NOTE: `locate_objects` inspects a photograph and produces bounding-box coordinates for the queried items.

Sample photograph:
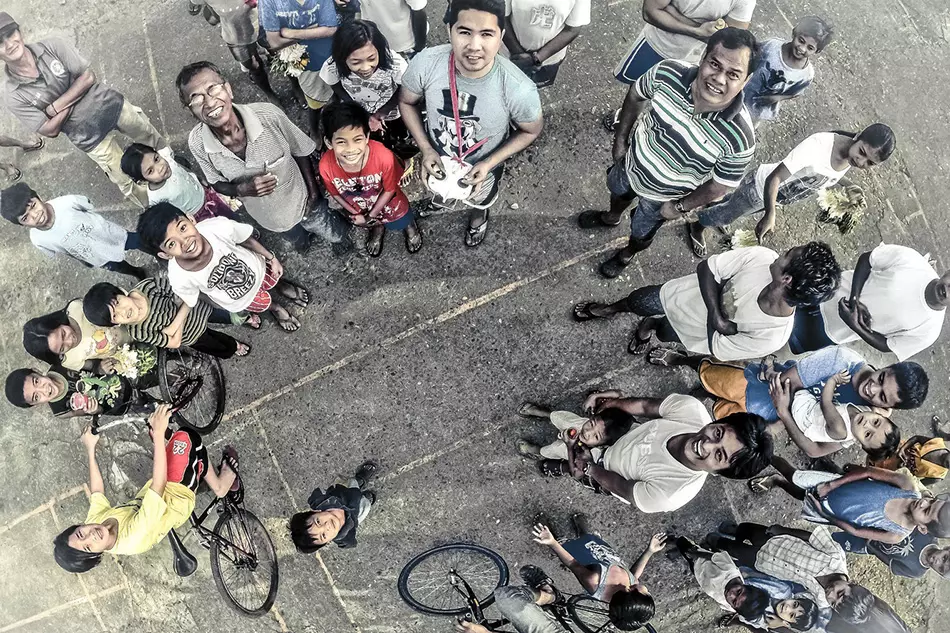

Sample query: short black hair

[83,282,124,327]
[137,202,187,256]
[787,597,819,631]
[176,60,224,106]
[736,584,769,621]
[793,16,835,51]
[120,143,158,183]
[783,241,842,307]
[289,511,326,553]
[23,308,71,366]
[862,418,901,463]
[926,499,950,538]
[715,413,774,479]
[5,368,33,409]
[331,20,393,80]
[322,101,371,141]
[608,588,655,630]
[53,525,102,573]
[0,182,38,224]
[836,584,874,624]
[447,0,505,31]
[598,408,636,445]
[889,361,928,409]
[704,27,758,76]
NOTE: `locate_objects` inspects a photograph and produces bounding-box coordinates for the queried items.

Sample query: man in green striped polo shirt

[579,27,757,278]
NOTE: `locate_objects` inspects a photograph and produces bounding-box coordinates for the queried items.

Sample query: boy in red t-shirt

[319,102,421,256]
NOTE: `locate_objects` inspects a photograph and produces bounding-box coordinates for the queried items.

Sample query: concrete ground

[1,0,949,631]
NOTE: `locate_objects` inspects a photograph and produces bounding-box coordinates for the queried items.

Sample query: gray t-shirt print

[401,45,542,164]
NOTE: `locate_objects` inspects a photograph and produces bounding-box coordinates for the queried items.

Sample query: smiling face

[159,215,204,261]
[23,371,64,405]
[306,510,345,545]
[849,411,893,451]
[346,42,380,79]
[327,125,370,168]
[0,28,26,64]
[854,368,902,408]
[680,422,745,473]
[909,497,946,531]
[67,524,114,554]
[450,9,503,77]
[47,323,80,357]
[789,33,820,63]
[181,68,234,127]
[109,293,147,325]
[694,43,752,111]
[139,151,171,184]
[578,416,608,446]
[775,599,807,625]
[18,196,53,229]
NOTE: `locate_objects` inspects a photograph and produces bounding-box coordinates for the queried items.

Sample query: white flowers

[271,44,310,78]
[112,344,158,380]
[730,229,757,249]
[816,185,867,234]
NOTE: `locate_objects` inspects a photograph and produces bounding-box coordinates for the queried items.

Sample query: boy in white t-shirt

[791,243,950,361]
[0,182,146,280]
[567,392,772,513]
[502,0,591,87]
[137,203,309,333]
[573,243,841,363]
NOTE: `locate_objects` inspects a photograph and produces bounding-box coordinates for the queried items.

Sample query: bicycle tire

[209,508,279,617]
[567,594,657,633]
[158,347,225,435]
[398,543,509,616]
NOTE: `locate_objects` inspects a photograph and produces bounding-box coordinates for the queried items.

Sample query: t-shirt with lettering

[819,243,944,361]
[743,38,814,122]
[258,0,339,69]
[641,0,756,62]
[601,394,711,513]
[319,52,408,120]
[753,132,850,205]
[319,140,410,223]
[505,0,591,66]
[29,195,129,267]
[401,44,542,164]
[167,217,266,312]
[84,482,196,556]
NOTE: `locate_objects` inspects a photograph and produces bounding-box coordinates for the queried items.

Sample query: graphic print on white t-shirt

[753,133,849,204]
[207,252,256,300]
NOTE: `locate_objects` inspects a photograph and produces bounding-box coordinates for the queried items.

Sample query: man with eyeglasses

[0,12,168,208]
[177,61,350,253]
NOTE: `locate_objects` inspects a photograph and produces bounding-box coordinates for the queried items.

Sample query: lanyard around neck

[448,52,487,161]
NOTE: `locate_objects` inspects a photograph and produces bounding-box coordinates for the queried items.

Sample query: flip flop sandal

[687,225,708,258]
[601,108,621,133]
[405,228,423,254]
[747,475,773,494]
[464,211,490,248]
[273,310,301,332]
[234,341,252,357]
[717,613,739,628]
[220,446,242,492]
[577,209,622,229]
[648,347,686,366]
[538,459,567,478]
[354,460,380,488]
[572,302,606,322]
[241,313,262,330]
[627,330,653,355]
[9,168,22,182]
[599,253,631,279]
[517,402,540,418]
[279,281,310,308]
[24,138,44,152]
[366,229,385,257]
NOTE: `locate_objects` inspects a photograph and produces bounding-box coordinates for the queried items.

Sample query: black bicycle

[398,543,657,633]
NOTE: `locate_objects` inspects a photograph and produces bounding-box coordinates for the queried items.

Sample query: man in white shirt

[790,243,950,361]
[573,242,841,362]
[569,393,772,512]
[676,537,770,621]
[360,0,429,56]
[502,0,591,87]
[603,0,755,130]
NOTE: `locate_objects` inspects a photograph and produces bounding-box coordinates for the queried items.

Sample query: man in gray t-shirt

[399,0,543,247]
[0,12,167,208]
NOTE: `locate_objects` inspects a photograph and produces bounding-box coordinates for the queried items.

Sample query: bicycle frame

[188,494,260,565]
[450,571,512,632]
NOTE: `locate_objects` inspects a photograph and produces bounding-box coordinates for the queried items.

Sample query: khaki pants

[698,359,748,419]
[85,100,167,208]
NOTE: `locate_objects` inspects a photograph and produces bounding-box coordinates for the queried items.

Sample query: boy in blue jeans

[0,182,146,280]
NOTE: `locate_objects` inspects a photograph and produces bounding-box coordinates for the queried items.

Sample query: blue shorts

[614,36,665,84]
[385,209,414,231]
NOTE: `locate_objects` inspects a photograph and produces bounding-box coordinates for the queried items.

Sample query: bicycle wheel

[209,507,279,617]
[158,347,225,434]
[567,594,657,633]
[398,543,509,616]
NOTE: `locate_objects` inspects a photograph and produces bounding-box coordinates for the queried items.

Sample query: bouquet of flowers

[816,184,867,234]
[74,373,125,410]
[111,344,158,380]
[270,43,309,78]
[730,228,758,249]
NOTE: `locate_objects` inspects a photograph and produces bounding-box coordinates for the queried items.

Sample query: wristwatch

[583,462,593,477]
[674,200,687,214]
[530,51,542,67]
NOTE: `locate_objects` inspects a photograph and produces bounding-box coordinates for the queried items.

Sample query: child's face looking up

[328,125,370,168]
[140,151,171,184]
[159,215,204,260]
[306,510,345,545]
[346,42,380,79]
[578,417,607,446]
[850,411,892,451]
[789,32,819,63]
[19,196,52,228]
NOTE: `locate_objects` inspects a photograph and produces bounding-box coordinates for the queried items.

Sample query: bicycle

[398,543,658,633]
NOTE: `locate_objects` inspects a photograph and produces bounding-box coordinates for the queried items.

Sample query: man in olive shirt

[0,13,168,207]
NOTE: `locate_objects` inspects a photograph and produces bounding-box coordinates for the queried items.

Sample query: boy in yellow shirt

[53,405,238,571]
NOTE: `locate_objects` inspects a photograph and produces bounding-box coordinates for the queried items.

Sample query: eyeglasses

[185,82,228,109]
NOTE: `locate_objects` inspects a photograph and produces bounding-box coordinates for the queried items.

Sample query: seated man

[52,405,238,572]
[566,391,772,513]
[574,243,840,362]
[693,345,929,422]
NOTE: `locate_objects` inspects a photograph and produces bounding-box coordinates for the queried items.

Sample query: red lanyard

[448,52,487,161]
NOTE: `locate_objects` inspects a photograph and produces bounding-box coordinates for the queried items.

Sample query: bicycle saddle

[167,529,198,577]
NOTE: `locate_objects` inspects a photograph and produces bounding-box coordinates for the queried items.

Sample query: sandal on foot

[273,310,301,332]
[517,439,543,460]
[577,209,622,229]
[648,347,687,366]
[8,168,22,182]
[573,301,609,322]
[687,224,708,258]
[464,211,490,248]
[570,513,593,538]
[601,108,621,133]
[538,459,568,477]
[517,402,544,418]
[599,253,631,279]
[717,613,739,628]
[278,281,310,308]
[234,342,252,357]
[366,227,385,257]
[24,138,44,152]
[933,414,950,437]
[747,475,773,494]
[405,228,423,254]
[520,564,556,594]
[627,329,653,355]
[354,460,380,488]
[220,446,242,492]
[242,313,262,329]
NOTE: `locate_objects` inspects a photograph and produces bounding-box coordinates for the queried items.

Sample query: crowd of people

[1,0,948,631]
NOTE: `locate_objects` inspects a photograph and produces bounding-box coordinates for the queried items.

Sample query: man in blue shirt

[258,0,340,138]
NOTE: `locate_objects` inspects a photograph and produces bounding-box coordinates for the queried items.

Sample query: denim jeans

[698,172,764,227]
[493,586,568,633]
